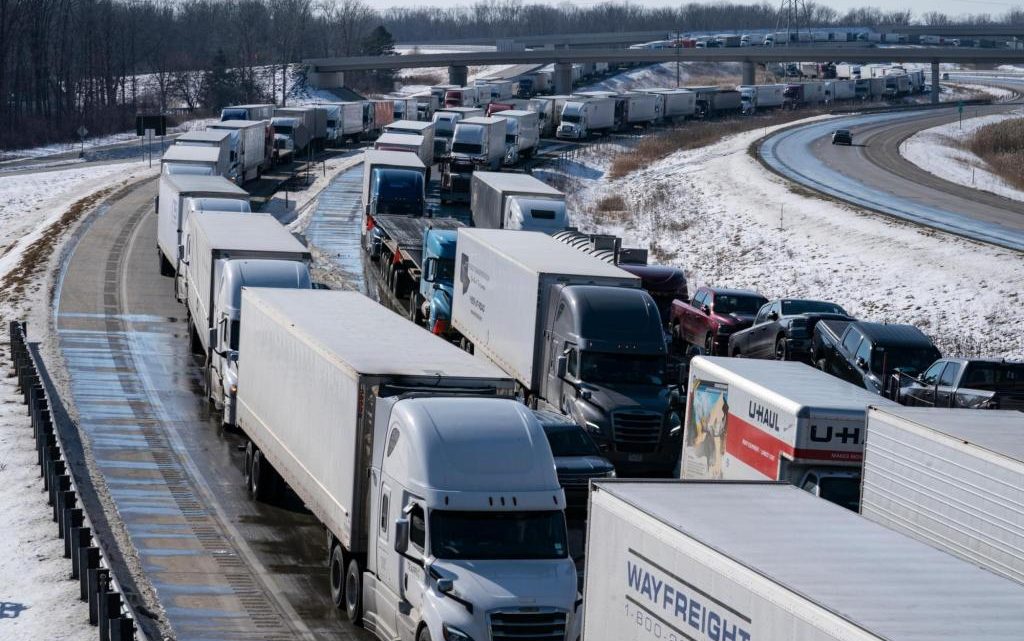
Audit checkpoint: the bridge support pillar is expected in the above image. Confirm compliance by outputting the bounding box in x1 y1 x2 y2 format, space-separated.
554 62 573 95
742 60 756 86
931 60 940 104
448 64 468 87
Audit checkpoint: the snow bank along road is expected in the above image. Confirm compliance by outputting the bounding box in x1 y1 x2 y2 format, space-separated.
759 103 1024 252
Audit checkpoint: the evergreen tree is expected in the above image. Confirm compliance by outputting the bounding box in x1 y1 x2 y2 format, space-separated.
359 25 396 91
203 48 241 110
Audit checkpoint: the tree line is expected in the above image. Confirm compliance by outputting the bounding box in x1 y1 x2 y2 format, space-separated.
2 0 1022 151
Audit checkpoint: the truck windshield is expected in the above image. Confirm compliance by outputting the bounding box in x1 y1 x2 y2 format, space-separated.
451 142 481 154
561 113 580 123
434 258 455 283
580 352 664 386
713 295 765 315
374 168 424 214
961 362 1024 390
544 425 601 457
781 300 848 315
818 476 860 511
872 347 938 375
429 510 568 560
275 124 293 135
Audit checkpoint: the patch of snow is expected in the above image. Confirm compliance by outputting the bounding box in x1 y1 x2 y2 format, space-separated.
0 344 93 641
538 118 1024 359
901 109 1024 204
580 62 740 93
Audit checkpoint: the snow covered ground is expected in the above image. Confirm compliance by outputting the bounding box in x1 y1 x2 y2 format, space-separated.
0 348 93 641
536 119 1024 360
901 109 1024 204
580 61 741 92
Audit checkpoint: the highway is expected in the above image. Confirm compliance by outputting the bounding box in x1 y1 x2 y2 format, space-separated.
759 102 1024 252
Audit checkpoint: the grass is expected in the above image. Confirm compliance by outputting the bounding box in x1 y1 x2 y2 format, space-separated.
965 117 1024 190
608 108 826 180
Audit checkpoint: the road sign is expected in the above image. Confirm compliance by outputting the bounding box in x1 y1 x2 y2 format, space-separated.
135 114 167 136
957 101 964 113
76 126 89 139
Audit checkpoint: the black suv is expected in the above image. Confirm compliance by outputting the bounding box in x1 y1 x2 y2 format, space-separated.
533 410 614 513
832 129 853 145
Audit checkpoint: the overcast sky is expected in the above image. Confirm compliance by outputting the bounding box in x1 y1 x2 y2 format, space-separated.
373 0 1022 19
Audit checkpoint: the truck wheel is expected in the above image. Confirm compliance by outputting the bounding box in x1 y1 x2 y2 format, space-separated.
704 333 715 355
329 544 346 610
243 441 254 488
159 252 174 277
775 336 788 360
417 628 433 641
249 448 273 502
344 558 363 623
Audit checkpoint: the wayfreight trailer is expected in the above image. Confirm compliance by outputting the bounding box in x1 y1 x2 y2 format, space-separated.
681 356 897 509
582 480 1024 641
234 289 578 640
861 406 1024 584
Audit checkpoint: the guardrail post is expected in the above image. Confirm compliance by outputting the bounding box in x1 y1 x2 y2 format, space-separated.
71 527 92 579
88 567 110 625
38 431 56 470
43 451 62 490
52 474 70 520
65 509 84 556
79 547 100 601
59 490 77 537
110 616 135 641
99 589 121 640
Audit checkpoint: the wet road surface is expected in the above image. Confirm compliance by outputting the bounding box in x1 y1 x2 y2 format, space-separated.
55 178 370 640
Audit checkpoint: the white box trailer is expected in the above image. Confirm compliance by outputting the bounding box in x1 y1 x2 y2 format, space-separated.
681 357 897 509
320 101 364 139
826 79 857 101
583 480 1024 641
493 109 539 160
179 212 310 357
208 119 267 182
738 84 786 110
175 129 234 150
383 120 435 162
161 145 230 178
156 174 249 276
274 107 321 140
470 171 567 232
452 229 638 391
835 63 861 79
862 406 1024 584
221 103 274 122
650 89 696 118
621 92 658 125
373 132 433 169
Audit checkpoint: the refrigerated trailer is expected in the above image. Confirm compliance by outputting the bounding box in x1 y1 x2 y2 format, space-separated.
208 119 268 182
862 406 1024 584
235 289 578 640
681 356 897 509
583 480 1024 641
156 174 249 277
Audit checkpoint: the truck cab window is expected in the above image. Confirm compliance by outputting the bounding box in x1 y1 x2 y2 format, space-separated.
939 363 961 387
409 504 426 552
755 303 771 324
380 493 390 533
841 329 862 354
566 347 578 378
801 474 819 493
692 290 706 309
855 340 872 370
920 361 945 385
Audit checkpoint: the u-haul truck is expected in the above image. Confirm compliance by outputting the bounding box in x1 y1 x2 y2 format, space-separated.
680 356 896 510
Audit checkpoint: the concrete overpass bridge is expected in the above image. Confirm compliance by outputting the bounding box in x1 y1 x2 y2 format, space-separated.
307 46 1024 101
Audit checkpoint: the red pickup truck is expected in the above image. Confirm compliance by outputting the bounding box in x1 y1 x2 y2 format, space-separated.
670 286 767 355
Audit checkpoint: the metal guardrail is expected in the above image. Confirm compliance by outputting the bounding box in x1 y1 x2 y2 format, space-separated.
8 321 143 641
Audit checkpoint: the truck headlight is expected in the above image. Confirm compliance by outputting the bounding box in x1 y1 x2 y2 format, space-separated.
669 412 682 435
443 624 474 641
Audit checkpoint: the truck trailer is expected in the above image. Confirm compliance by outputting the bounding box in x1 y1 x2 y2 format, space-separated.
235 289 579 640
384 120 436 162
470 171 568 233
557 97 615 140
453 229 682 475
492 109 539 163
160 145 230 178
681 356 897 510
156 174 249 277
208 119 268 181
739 84 786 112
861 406 1024 584
616 92 659 128
583 480 1024 641
643 89 696 120
373 133 433 174
178 212 311 423
221 103 274 122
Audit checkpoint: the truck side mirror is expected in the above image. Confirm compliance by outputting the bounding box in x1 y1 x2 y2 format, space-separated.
856 356 868 370
423 257 436 283
701 304 710 315
436 578 453 594
768 311 779 321
556 355 567 379
394 518 409 555
209 327 218 348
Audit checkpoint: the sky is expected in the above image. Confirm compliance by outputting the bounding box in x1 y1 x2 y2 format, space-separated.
371 0 1024 19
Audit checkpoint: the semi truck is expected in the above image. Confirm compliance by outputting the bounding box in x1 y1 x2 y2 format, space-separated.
530 95 573 137
178 212 311 424
234 289 579 640
739 84 786 112
160 145 230 178
557 97 615 140
615 92 659 129
274 107 321 145
155 174 250 277
361 150 427 220
681 356 897 510
861 406 1024 584
687 87 742 118
174 129 234 160
444 86 481 108
470 171 568 233
492 109 539 163
784 82 825 107
373 133 433 174
825 79 857 101
208 119 268 182
641 89 696 120
384 120 436 162
220 103 274 122
453 229 682 475
270 117 309 161
583 480 1024 641
389 96 417 121
441 116 506 203
321 102 364 142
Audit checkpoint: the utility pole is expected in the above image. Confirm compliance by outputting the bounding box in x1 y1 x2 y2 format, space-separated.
676 30 681 88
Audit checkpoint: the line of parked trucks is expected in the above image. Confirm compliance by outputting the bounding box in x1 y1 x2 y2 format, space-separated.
152 115 1024 640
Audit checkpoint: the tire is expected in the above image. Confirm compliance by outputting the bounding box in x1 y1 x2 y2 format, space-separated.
189 323 204 355
243 440 254 488
704 333 715 355
775 336 788 361
344 558 363 623
417 627 433 641
249 447 273 502
159 251 175 277
329 544 346 610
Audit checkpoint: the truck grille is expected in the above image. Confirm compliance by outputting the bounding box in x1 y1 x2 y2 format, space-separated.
557 471 597 489
612 411 662 453
489 608 567 641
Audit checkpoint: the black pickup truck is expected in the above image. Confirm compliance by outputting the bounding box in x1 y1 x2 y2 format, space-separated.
892 358 1024 410
812 320 941 395
727 298 853 361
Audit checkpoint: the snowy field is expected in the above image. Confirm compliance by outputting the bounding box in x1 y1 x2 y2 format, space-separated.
580 61 741 92
901 109 1024 203
536 119 1024 360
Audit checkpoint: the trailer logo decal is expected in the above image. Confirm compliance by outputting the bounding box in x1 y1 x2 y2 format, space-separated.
747 401 779 432
459 253 471 294
625 548 752 641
